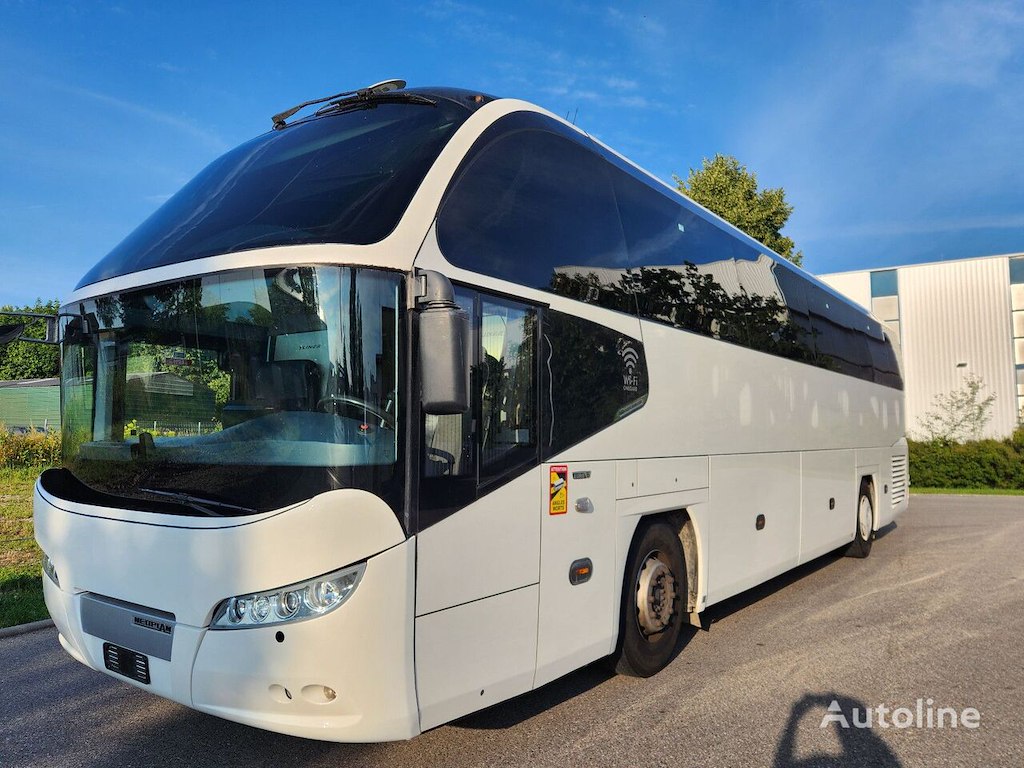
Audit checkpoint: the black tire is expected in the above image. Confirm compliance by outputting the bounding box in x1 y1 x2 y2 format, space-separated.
611 519 689 677
846 479 875 558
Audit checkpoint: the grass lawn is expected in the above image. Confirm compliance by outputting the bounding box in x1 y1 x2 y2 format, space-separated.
0 467 48 629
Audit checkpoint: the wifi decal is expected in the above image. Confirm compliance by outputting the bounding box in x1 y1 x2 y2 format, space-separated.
617 340 641 393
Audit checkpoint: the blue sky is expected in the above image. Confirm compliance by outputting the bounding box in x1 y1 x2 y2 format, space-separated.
1 0 1022 307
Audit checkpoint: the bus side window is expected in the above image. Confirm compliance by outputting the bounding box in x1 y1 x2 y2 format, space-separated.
478 299 537 486
541 308 647 458
419 290 540 524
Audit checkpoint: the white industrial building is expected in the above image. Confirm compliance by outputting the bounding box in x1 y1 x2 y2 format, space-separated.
819 252 1024 440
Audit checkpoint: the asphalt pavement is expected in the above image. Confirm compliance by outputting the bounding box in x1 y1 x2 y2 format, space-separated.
2 494 1022 767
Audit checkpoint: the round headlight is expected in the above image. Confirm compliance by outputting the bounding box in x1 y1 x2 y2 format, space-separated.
307 580 341 613
211 562 365 630
251 595 271 622
277 590 301 619
228 597 248 624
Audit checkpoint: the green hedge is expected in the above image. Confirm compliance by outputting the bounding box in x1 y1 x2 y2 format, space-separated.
909 429 1024 489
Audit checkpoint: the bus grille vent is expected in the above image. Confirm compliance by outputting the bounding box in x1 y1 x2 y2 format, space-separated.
891 455 907 506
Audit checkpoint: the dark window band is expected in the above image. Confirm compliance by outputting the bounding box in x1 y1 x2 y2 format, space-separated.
437 112 902 391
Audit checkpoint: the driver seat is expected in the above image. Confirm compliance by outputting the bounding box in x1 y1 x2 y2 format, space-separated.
254 360 321 411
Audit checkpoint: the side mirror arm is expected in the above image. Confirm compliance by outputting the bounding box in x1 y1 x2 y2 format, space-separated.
0 311 59 346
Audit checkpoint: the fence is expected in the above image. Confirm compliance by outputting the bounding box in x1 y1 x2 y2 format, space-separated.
126 420 221 437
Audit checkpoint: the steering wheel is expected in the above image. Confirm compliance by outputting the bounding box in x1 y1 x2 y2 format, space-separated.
316 394 395 430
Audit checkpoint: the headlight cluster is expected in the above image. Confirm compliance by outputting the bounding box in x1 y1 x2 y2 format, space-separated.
42 553 60 587
211 563 365 630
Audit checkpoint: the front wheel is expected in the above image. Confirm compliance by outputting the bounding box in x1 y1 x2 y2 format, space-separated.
846 480 875 558
611 520 689 677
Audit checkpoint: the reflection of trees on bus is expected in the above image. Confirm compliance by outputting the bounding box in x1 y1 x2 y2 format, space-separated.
541 307 647 455
551 261 821 365
550 257 901 388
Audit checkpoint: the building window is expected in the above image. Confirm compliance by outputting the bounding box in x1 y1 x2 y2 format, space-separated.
870 269 900 345
1010 257 1024 420
1010 257 1024 285
870 269 898 298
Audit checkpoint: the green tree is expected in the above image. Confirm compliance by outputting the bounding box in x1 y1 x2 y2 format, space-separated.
675 154 803 267
918 374 997 444
0 299 60 380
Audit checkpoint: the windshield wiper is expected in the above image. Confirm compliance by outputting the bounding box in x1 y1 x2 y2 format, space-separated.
313 91 437 120
272 78 434 130
137 488 256 517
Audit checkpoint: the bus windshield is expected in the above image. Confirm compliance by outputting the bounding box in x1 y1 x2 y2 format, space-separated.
58 266 403 515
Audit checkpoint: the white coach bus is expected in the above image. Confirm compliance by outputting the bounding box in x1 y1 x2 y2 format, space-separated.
27 81 908 742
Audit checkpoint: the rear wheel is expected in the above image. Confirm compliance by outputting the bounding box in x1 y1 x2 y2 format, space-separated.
846 480 874 558
612 520 688 677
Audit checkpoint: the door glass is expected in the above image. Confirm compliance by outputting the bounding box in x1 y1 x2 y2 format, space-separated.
419 289 539 527
479 298 537 484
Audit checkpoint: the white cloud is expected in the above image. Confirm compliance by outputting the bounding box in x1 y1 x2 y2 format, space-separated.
803 212 1024 242
606 7 668 43
734 0 1024 268
889 0 1024 87
155 61 186 74
55 84 228 151
605 76 639 91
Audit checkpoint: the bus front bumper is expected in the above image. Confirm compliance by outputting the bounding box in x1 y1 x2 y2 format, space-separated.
42 540 419 742
36 483 421 742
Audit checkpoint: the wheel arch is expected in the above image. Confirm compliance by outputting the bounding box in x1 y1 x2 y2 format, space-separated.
663 510 701 616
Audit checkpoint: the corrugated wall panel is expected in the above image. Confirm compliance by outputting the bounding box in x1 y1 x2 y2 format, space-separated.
899 256 1016 439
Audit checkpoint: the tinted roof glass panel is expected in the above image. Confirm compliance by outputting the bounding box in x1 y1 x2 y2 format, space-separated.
78 100 471 288
438 126 628 294
611 165 759 268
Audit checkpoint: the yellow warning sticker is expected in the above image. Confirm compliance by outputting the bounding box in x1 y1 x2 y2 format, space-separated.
549 465 568 515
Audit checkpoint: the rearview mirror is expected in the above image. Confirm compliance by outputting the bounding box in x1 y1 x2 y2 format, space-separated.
0 312 59 345
0 323 26 346
416 271 470 415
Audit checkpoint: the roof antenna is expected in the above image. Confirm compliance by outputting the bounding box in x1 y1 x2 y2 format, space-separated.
571 106 579 125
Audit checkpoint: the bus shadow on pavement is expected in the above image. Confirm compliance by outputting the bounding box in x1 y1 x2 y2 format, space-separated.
774 692 903 767
453 660 616 730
